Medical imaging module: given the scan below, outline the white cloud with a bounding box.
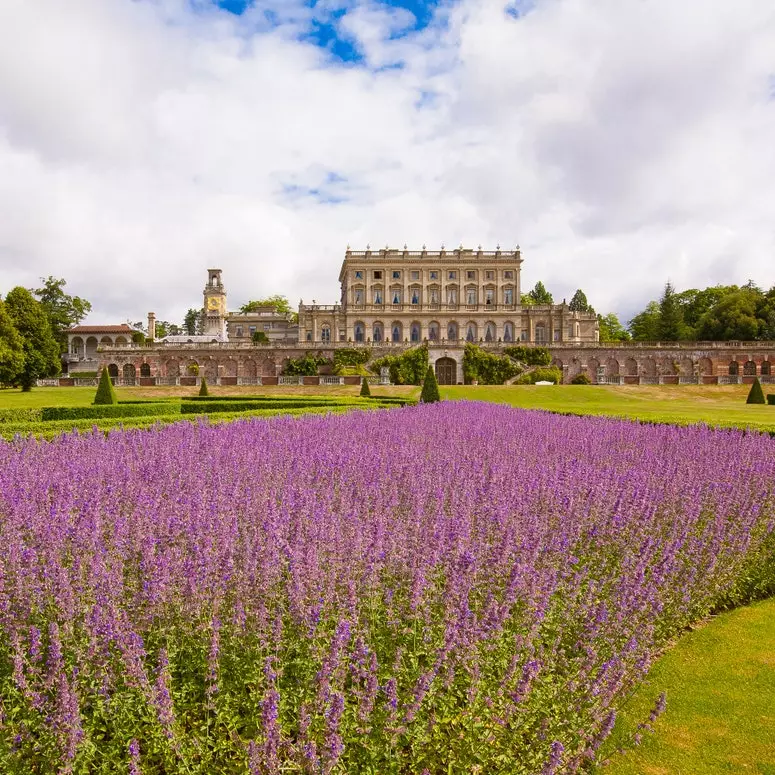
[0,0,774,326]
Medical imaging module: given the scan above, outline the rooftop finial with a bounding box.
[366,243,370,250]
[441,243,445,250]
[403,243,407,250]
[477,244,482,251]
[496,243,501,250]
[422,243,426,250]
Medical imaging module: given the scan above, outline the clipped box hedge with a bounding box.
[40,403,181,421]
[0,408,44,424]
[768,394,775,405]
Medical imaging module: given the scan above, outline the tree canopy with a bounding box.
[240,295,294,315]
[568,289,592,313]
[0,298,25,386]
[522,281,553,306]
[597,313,630,342]
[33,276,91,352]
[183,308,201,336]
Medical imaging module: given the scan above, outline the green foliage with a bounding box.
[515,366,563,384]
[333,348,372,375]
[283,353,330,376]
[597,313,631,342]
[463,343,522,384]
[696,288,761,341]
[251,330,269,345]
[154,320,181,338]
[568,288,592,312]
[571,373,592,384]
[5,287,61,390]
[746,378,766,405]
[0,298,25,386]
[93,368,118,405]
[629,301,662,341]
[131,330,146,345]
[46,402,178,420]
[657,282,686,341]
[69,371,98,379]
[503,346,552,366]
[360,377,371,397]
[370,345,429,385]
[187,363,200,376]
[32,276,91,353]
[0,407,42,423]
[183,308,201,336]
[526,280,554,305]
[199,377,210,397]
[420,365,441,403]
[240,295,299,323]
[768,395,775,406]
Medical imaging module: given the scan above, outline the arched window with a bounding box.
[744,360,757,376]
[762,361,771,376]
[447,322,458,340]
[484,322,496,342]
[729,361,739,375]
[391,322,402,342]
[354,323,365,343]
[466,322,477,342]
[428,322,440,341]
[373,323,383,342]
[306,331,312,341]
[503,322,514,342]
[108,363,119,378]
[321,326,331,343]
[122,363,136,383]
[410,323,421,342]
[140,363,151,377]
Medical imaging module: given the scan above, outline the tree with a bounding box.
[5,287,61,390]
[0,298,25,386]
[420,365,441,403]
[597,313,631,342]
[359,377,371,397]
[33,277,91,352]
[155,321,181,338]
[568,289,592,313]
[240,295,293,315]
[183,308,201,336]
[746,377,765,405]
[199,376,210,397]
[675,285,738,336]
[94,367,118,405]
[628,301,661,341]
[526,281,553,305]
[657,282,685,341]
[696,289,761,341]
[252,331,269,345]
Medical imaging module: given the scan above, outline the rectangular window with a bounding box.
[392,290,401,304]
[504,288,513,305]
[447,288,457,304]
[429,271,438,280]
[467,270,476,280]
[236,326,243,337]
[410,270,420,280]
[263,323,271,330]
[504,270,514,279]
[485,270,494,280]
[374,289,383,304]
[355,270,363,279]
[448,270,457,280]
[339,330,346,341]
[374,270,382,280]
[249,326,257,335]
[430,289,439,303]
[392,270,401,279]
[411,289,420,305]
[467,289,477,304]
[354,289,363,304]
[485,289,494,305]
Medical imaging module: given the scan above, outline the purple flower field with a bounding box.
[0,402,774,774]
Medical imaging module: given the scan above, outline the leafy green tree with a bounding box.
[5,287,61,390]
[0,298,25,386]
[628,301,661,341]
[526,281,553,305]
[568,289,592,312]
[240,295,299,323]
[755,286,775,340]
[252,331,270,345]
[154,321,181,338]
[675,285,738,336]
[32,277,91,352]
[183,308,201,336]
[420,366,441,403]
[93,367,117,405]
[597,313,631,342]
[696,289,761,341]
[657,282,685,341]
[746,377,765,404]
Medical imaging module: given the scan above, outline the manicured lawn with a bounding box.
[597,597,775,774]
[440,384,775,432]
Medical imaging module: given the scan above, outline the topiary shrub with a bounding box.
[93,367,118,405]
[360,377,371,397]
[746,378,766,404]
[516,366,563,385]
[768,394,775,405]
[571,373,591,385]
[420,366,441,403]
[199,376,210,397]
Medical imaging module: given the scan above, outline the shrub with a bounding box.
[516,366,563,385]
[360,377,371,397]
[746,378,766,404]
[199,376,210,397]
[93,367,117,405]
[187,363,200,376]
[283,353,330,376]
[42,403,181,421]
[463,343,521,384]
[252,331,269,345]
[69,371,98,380]
[420,365,441,403]
[370,345,428,385]
[334,348,372,375]
[571,372,592,385]
[503,346,552,366]
[768,394,775,405]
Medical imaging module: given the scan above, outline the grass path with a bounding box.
[597,597,775,774]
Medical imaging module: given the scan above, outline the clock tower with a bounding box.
[203,268,227,339]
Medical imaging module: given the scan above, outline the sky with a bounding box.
[1,0,775,327]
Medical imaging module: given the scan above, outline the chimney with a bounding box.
[147,312,156,340]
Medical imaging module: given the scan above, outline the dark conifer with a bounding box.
[94,367,117,405]
[420,366,441,403]
[746,377,765,404]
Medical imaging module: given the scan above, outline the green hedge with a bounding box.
[370,346,428,385]
[183,395,345,403]
[180,399,365,414]
[333,348,372,375]
[68,371,98,379]
[462,343,521,384]
[0,408,43,424]
[515,366,563,385]
[768,395,775,405]
[503,346,552,366]
[41,403,181,421]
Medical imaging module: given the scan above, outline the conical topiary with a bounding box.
[746,377,765,404]
[420,365,441,404]
[94,367,117,405]
[360,377,371,397]
[199,376,210,397]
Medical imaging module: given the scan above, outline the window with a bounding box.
[392,270,401,279]
[410,323,421,342]
[504,288,513,305]
[339,330,346,341]
[263,323,271,330]
[411,289,420,305]
[354,289,363,304]
[355,270,363,279]
[392,290,401,304]
[429,322,440,341]
[485,270,494,280]
[321,326,330,342]
[504,270,514,279]
[374,270,383,280]
[374,289,383,305]
[448,271,457,280]
[373,323,383,342]
[485,289,494,305]
[429,289,439,304]
[392,324,402,342]
[249,326,257,335]
[354,323,365,343]
[485,322,495,342]
[430,271,438,280]
[306,331,312,341]
[466,288,477,305]
[447,288,457,305]
[410,270,420,280]
[467,270,476,280]
[466,323,477,342]
[236,326,243,338]
[447,322,458,340]
[504,322,514,342]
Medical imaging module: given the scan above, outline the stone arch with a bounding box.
[165,359,180,378]
[728,361,739,376]
[243,360,257,379]
[552,357,564,371]
[115,336,128,345]
[606,358,620,376]
[761,360,771,376]
[224,360,237,377]
[122,363,136,383]
[186,360,200,376]
[140,363,151,378]
[435,357,457,385]
[568,358,582,380]
[261,359,276,377]
[743,360,757,376]
[203,359,218,381]
[100,336,112,346]
[698,357,713,375]
[70,336,84,356]
[107,363,119,379]
[642,357,657,377]
[624,357,638,376]
[679,357,694,376]
[588,357,600,383]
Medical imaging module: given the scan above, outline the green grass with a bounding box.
[597,597,775,775]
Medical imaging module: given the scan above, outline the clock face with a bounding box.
[207,297,220,311]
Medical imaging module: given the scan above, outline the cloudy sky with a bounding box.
[1,0,774,327]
